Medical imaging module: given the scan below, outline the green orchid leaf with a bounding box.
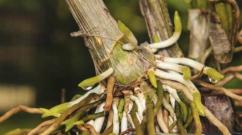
[117,20,137,46]
[40,102,70,118]
[78,68,114,89]
[174,11,182,34]
[62,112,82,132]
[147,69,158,88]
[205,67,224,81]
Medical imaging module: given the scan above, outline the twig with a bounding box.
[216,74,234,86]
[0,105,42,123]
[40,94,96,135]
[201,87,242,95]
[195,80,242,102]
[229,89,242,95]
[222,65,242,74]
[204,107,231,135]
[104,76,116,111]
[234,73,242,80]
[28,119,56,135]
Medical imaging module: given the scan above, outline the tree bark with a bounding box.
[66,0,236,133]
[139,0,183,57]
[140,0,235,133]
[66,0,152,85]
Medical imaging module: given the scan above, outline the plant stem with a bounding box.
[146,97,156,135]
[131,103,144,135]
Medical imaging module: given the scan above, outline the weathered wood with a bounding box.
[187,9,210,63]
[139,0,183,57]
[209,12,233,64]
[66,0,152,85]
[66,0,122,72]
[139,0,235,133]
[202,95,234,134]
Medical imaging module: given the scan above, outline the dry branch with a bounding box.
[104,76,116,111]
[28,119,56,135]
[195,80,242,102]
[0,105,42,123]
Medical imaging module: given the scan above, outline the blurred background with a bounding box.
[0,0,241,134]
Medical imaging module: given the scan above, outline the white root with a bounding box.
[155,69,197,93]
[148,30,181,52]
[147,11,182,52]
[134,88,146,115]
[127,101,135,128]
[163,85,181,102]
[160,57,224,81]
[163,57,204,71]
[169,94,176,109]
[156,60,186,73]
[130,95,144,121]
[157,109,169,133]
[69,84,104,106]
[86,120,94,126]
[112,99,119,135]
[162,98,176,118]
[121,111,128,133]
[93,103,105,132]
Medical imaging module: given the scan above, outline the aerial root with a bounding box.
[0,105,42,123]
[204,107,231,135]
[104,76,116,111]
[222,65,242,74]
[28,119,56,135]
[195,80,242,102]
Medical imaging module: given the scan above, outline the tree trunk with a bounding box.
[66,0,152,85]
[139,0,183,57]
[66,0,236,134]
[139,0,235,134]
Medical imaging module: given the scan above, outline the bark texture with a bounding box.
[66,0,152,85]
[140,0,235,133]
[139,0,183,57]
